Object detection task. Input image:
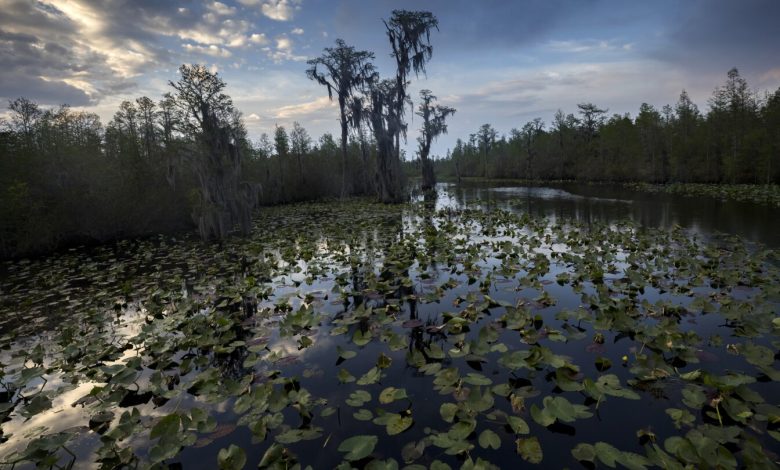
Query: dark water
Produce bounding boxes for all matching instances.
[435,181,780,248]
[1,182,779,469]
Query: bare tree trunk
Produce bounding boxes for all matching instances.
[339,98,349,199]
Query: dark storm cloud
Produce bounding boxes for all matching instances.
[652,0,780,77]
[0,28,98,106]
[328,0,590,55]
[0,0,203,106]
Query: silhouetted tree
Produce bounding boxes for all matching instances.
[416,89,455,190]
[169,64,250,241]
[307,39,376,197]
[290,121,311,184]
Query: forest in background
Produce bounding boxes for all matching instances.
[1,7,779,260]
[433,68,780,184]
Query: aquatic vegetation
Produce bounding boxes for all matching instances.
[628,182,780,206]
[1,192,779,468]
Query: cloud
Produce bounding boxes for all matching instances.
[260,0,301,21]
[182,43,232,58]
[249,33,268,45]
[207,1,236,16]
[546,39,633,54]
[291,27,304,35]
[264,35,307,62]
[274,96,334,119]
[650,0,780,79]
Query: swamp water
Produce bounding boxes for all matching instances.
[1,182,779,469]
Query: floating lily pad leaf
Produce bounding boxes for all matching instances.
[346,390,371,407]
[498,351,530,370]
[448,420,476,440]
[679,369,701,381]
[275,428,321,444]
[386,414,413,435]
[401,440,426,463]
[388,333,408,351]
[379,387,408,404]
[742,342,774,367]
[110,366,139,385]
[595,357,612,372]
[149,439,181,463]
[594,442,621,468]
[463,373,492,386]
[516,437,543,464]
[440,403,458,423]
[151,413,180,439]
[353,329,371,346]
[354,409,373,421]
[365,457,399,469]
[506,416,529,434]
[338,368,355,383]
[617,451,651,470]
[571,443,596,462]
[17,366,45,385]
[666,408,695,429]
[298,335,312,349]
[681,385,706,409]
[338,435,378,461]
[357,367,381,385]
[491,383,512,397]
[530,404,555,427]
[478,429,501,449]
[426,460,451,470]
[544,396,592,423]
[21,394,52,418]
[426,343,446,360]
[321,406,337,417]
[217,444,246,470]
[336,346,357,360]
[377,353,392,369]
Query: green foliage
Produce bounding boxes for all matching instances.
[437,69,780,186]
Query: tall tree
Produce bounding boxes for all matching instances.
[671,90,700,181]
[290,121,311,184]
[169,64,250,240]
[520,118,544,179]
[306,39,376,197]
[416,89,455,190]
[368,79,403,203]
[274,124,289,201]
[386,10,438,155]
[476,124,497,177]
[636,103,664,182]
[8,97,41,149]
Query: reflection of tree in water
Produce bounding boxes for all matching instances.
[200,294,257,385]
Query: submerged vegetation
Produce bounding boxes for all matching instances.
[1,191,779,468]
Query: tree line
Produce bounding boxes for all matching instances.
[436,68,780,184]
[0,10,453,258]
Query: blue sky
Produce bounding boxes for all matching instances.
[2,0,779,157]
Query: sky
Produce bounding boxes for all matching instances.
[2,0,780,158]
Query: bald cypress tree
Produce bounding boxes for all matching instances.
[306,40,376,197]
[169,64,251,241]
[416,89,455,190]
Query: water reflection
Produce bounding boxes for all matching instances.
[431,181,780,247]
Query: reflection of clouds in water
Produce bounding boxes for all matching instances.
[0,381,102,468]
[267,331,334,359]
[490,186,634,204]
